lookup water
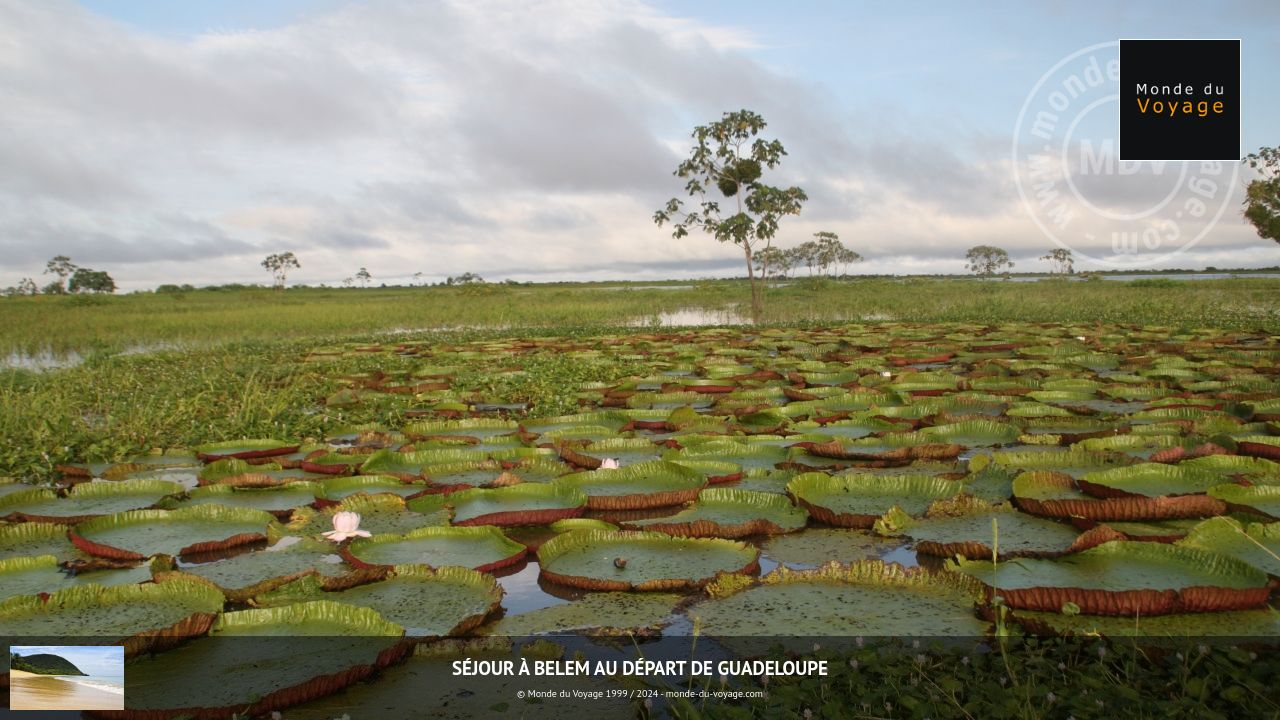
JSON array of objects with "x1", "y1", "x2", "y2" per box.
[
  {"x1": 67, "y1": 674, "x2": 126, "y2": 695},
  {"x1": 628, "y1": 308, "x2": 750, "y2": 327},
  {"x1": 1001, "y1": 272, "x2": 1280, "y2": 282},
  {"x1": 2, "y1": 342, "x2": 186, "y2": 372}
]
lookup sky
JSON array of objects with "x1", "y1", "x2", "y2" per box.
[{"x1": 1, "y1": 0, "x2": 1278, "y2": 291}]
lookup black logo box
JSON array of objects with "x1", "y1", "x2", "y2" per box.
[{"x1": 1119, "y1": 39, "x2": 1240, "y2": 162}]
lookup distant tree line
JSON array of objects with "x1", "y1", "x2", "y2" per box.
[{"x1": 2, "y1": 255, "x2": 116, "y2": 297}]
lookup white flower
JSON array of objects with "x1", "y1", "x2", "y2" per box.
[
  {"x1": 880, "y1": 370, "x2": 892, "y2": 377},
  {"x1": 1076, "y1": 336, "x2": 1086, "y2": 341},
  {"x1": 601, "y1": 458, "x2": 620, "y2": 469},
  {"x1": 322, "y1": 511, "x2": 372, "y2": 542},
  {"x1": 270, "y1": 713, "x2": 282, "y2": 720}
]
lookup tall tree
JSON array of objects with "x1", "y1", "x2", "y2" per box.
[
  {"x1": 654, "y1": 109, "x2": 807, "y2": 322},
  {"x1": 965, "y1": 245, "x2": 1014, "y2": 277},
  {"x1": 1039, "y1": 248, "x2": 1074, "y2": 274},
  {"x1": 261, "y1": 252, "x2": 300, "y2": 290},
  {"x1": 1243, "y1": 147, "x2": 1280, "y2": 244},
  {"x1": 355, "y1": 267, "x2": 372, "y2": 288},
  {"x1": 43, "y1": 255, "x2": 77, "y2": 294}
]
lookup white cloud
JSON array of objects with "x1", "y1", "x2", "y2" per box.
[{"x1": 0, "y1": 0, "x2": 1271, "y2": 292}]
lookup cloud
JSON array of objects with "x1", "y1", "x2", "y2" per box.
[{"x1": 0, "y1": 0, "x2": 1274, "y2": 291}]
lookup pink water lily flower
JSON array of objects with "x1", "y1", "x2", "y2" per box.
[
  {"x1": 601, "y1": 458, "x2": 620, "y2": 469},
  {"x1": 322, "y1": 511, "x2": 372, "y2": 542}
]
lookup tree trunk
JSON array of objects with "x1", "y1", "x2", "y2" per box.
[{"x1": 743, "y1": 244, "x2": 762, "y2": 323}]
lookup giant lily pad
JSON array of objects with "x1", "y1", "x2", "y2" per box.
[
  {"x1": 0, "y1": 554, "x2": 151, "y2": 602},
  {"x1": 1177, "y1": 516, "x2": 1280, "y2": 576},
  {"x1": 254, "y1": 565, "x2": 501, "y2": 637},
  {"x1": 117, "y1": 601, "x2": 405, "y2": 717},
  {"x1": 290, "y1": 494, "x2": 450, "y2": 537},
  {"x1": 407, "y1": 483, "x2": 587, "y2": 526},
  {"x1": 688, "y1": 561, "x2": 987, "y2": 638},
  {"x1": 761, "y1": 529, "x2": 901, "y2": 569},
  {"x1": 0, "y1": 479, "x2": 184, "y2": 523},
  {"x1": 169, "y1": 481, "x2": 324, "y2": 517},
  {"x1": 917, "y1": 420, "x2": 1020, "y2": 446},
  {"x1": 161, "y1": 537, "x2": 350, "y2": 601},
  {"x1": 322, "y1": 475, "x2": 429, "y2": 500},
  {"x1": 949, "y1": 540, "x2": 1272, "y2": 615},
  {"x1": 194, "y1": 439, "x2": 301, "y2": 461},
  {"x1": 343, "y1": 526, "x2": 526, "y2": 573},
  {"x1": 487, "y1": 592, "x2": 683, "y2": 636},
  {"x1": 1209, "y1": 483, "x2": 1280, "y2": 519},
  {"x1": 553, "y1": 460, "x2": 707, "y2": 510},
  {"x1": 0, "y1": 576, "x2": 224, "y2": 654},
  {"x1": 879, "y1": 501, "x2": 1089, "y2": 559},
  {"x1": 786, "y1": 472, "x2": 962, "y2": 528},
  {"x1": 71, "y1": 505, "x2": 279, "y2": 561},
  {"x1": 537, "y1": 529, "x2": 759, "y2": 591},
  {"x1": 1013, "y1": 470, "x2": 1226, "y2": 521},
  {"x1": 0, "y1": 522, "x2": 75, "y2": 562},
  {"x1": 1078, "y1": 463, "x2": 1223, "y2": 498},
  {"x1": 620, "y1": 488, "x2": 808, "y2": 538}
]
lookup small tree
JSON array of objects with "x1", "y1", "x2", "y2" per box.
[
  {"x1": 793, "y1": 240, "x2": 819, "y2": 276},
  {"x1": 753, "y1": 246, "x2": 787, "y2": 279},
  {"x1": 261, "y1": 252, "x2": 300, "y2": 290},
  {"x1": 1243, "y1": 147, "x2": 1280, "y2": 244},
  {"x1": 654, "y1": 109, "x2": 807, "y2": 322},
  {"x1": 68, "y1": 268, "x2": 116, "y2": 294},
  {"x1": 413, "y1": 271, "x2": 424, "y2": 286},
  {"x1": 43, "y1": 255, "x2": 77, "y2": 294},
  {"x1": 446, "y1": 272, "x2": 485, "y2": 286},
  {"x1": 355, "y1": 267, "x2": 372, "y2": 287},
  {"x1": 965, "y1": 245, "x2": 1014, "y2": 277},
  {"x1": 1040, "y1": 248, "x2": 1074, "y2": 274}
]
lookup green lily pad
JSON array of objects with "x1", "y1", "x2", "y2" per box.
[
  {"x1": 72, "y1": 505, "x2": 279, "y2": 560},
  {"x1": 345, "y1": 526, "x2": 526, "y2": 573},
  {"x1": 408, "y1": 483, "x2": 587, "y2": 526},
  {"x1": 1177, "y1": 517, "x2": 1280, "y2": 576},
  {"x1": 620, "y1": 488, "x2": 808, "y2": 537},
  {"x1": 918, "y1": 420, "x2": 1020, "y2": 446},
  {"x1": 255, "y1": 565, "x2": 501, "y2": 637},
  {"x1": 170, "y1": 537, "x2": 349, "y2": 601},
  {"x1": 0, "y1": 523, "x2": 75, "y2": 562},
  {"x1": 171, "y1": 481, "x2": 324, "y2": 514},
  {"x1": 786, "y1": 472, "x2": 962, "y2": 528},
  {"x1": 553, "y1": 460, "x2": 707, "y2": 510},
  {"x1": 322, "y1": 474, "x2": 429, "y2": 500},
  {"x1": 761, "y1": 528, "x2": 902, "y2": 569},
  {"x1": 1209, "y1": 484, "x2": 1280, "y2": 519},
  {"x1": 194, "y1": 439, "x2": 301, "y2": 461},
  {"x1": 950, "y1": 540, "x2": 1271, "y2": 615},
  {"x1": 883, "y1": 503, "x2": 1084, "y2": 559},
  {"x1": 290, "y1": 494, "x2": 450, "y2": 537},
  {"x1": 1079, "y1": 463, "x2": 1223, "y2": 497},
  {"x1": 119, "y1": 601, "x2": 403, "y2": 714},
  {"x1": 537, "y1": 529, "x2": 758, "y2": 591},
  {"x1": 688, "y1": 561, "x2": 987, "y2": 638},
  {"x1": 0, "y1": 554, "x2": 152, "y2": 602},
  {"x1": 0, "y1": 480, "x2": 184, "y2": 521},
  {"x1": 0, "y1": 576, "x2": 224, "y2": 640},
  {"x1": 487, "y1": 592, "x2": 683, "y2": 636}
]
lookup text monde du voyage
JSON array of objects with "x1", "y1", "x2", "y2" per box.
[{"x1": 1134, "y1": 82, "x2": 1228, "y2": 118}]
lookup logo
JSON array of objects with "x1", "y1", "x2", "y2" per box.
[{"x1": 1012, "y1": 41, "x2": 1239, "y2": 266}]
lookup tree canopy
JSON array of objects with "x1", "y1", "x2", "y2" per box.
[
  {"x1": 1243, "y1": 147, "x2": 1280, "y2": 244},
  {"x1": 654, "y1": 109, "x2": 807, "y2": 321},
  {"x1": 965, "y1": 245, "x2": 1014, "y2": 277}
]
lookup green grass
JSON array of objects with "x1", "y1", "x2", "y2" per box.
[{"x1": 2, "y1": 277, "x2": 1278, "y2": 358}]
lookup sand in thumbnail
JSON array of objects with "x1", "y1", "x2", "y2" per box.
[{"x1": 9, "y1": 669, "x2": 124, "y2": 711}]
